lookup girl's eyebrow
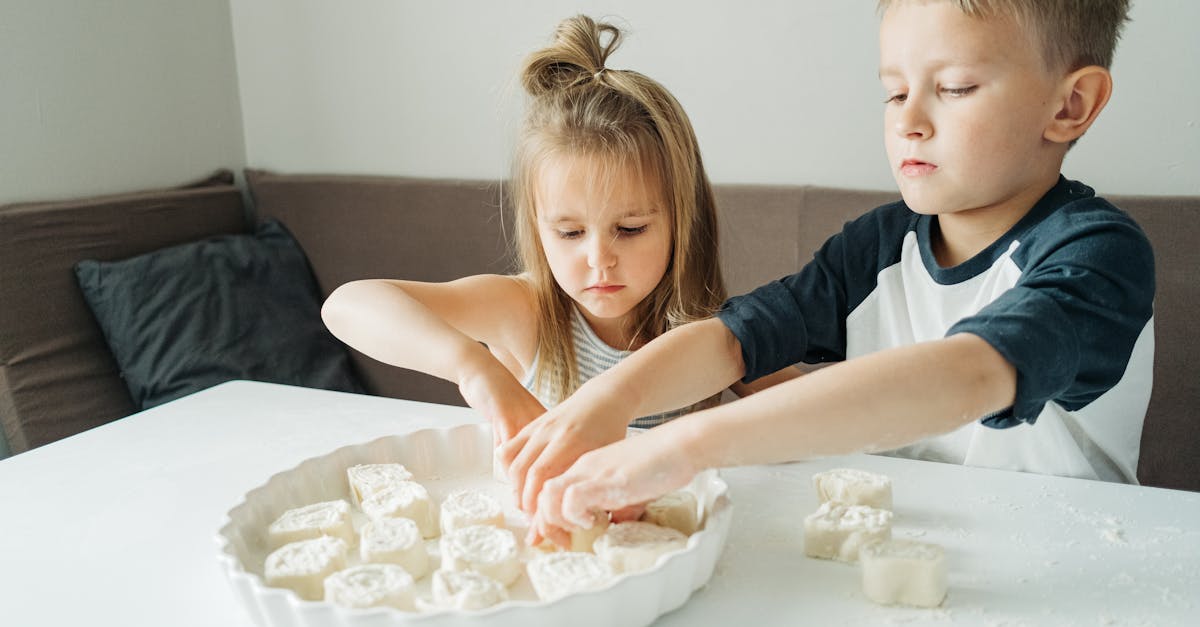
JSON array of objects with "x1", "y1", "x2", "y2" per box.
[{"x1": 540, "y1": 206, "x2": 661, "y2": 223}]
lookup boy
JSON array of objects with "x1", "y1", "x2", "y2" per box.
[{"x1": 500, "y1": 0, "x2": 1154, "y2": 541}]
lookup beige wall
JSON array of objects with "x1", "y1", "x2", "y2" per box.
[
  {"x1": 230, "y1": 0, "x2": 1200, "y2": 195},
  {"x1": 0, "y1": 0, "x2": 246, "y2": 205}
]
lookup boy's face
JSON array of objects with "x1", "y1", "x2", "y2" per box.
[{"x1": 879, "y1": 2, "x2": 1065, "y2": 219}]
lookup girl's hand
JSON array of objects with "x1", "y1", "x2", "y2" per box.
[
  {"x1": 457, "y1": 361, "x2": 546, "y2": 445},
  {"x1": 528, "y1": 430, "x2": 698, "y2": 542},
  {"x1": 496, "y1": 381, "x2": 634, "y2": 514}
]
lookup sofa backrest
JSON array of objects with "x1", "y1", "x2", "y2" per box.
[
  {"x1": 0, "y1": 171, "x2": 247, "y2": 453},
  {"x1": 246, "y1": 169, "x2": 514, "y2": 406},
  {"x1": 1108, "y1": 193, "x2": 1199, "y2": 491}
]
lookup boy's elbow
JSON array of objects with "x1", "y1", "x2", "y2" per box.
[{"x1": 954, "y1": 333, "x2": 1017, "y2": 411}]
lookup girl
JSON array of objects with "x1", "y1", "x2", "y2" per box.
[{"x1": 323, "y1": 15, "x2": 792, "y2": 483}]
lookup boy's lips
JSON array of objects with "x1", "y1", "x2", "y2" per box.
[{"x1": 900, "y1": 158, "x2": 938, "y2": 177}]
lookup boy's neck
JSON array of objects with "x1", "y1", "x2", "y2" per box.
[{"x1": 931, "y1": 173, "x2": 1062, "y2": 268}]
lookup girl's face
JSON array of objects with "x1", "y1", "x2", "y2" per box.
[{"x1": 535, "y1": 154, "x2": 672, "y2": 344}]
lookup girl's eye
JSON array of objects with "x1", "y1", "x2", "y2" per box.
[
  {"x1": 941, "y1": 85, "x2": 977, "y2": 97},
  {"x1": 617, "y1": 225, "x2": 647, "y2": 236},
  {"x1": 557, "y1": 229, "x2": 583, "y2": 240},
  {"x1": 884, "y1": 93, "x2": 907, "y2": 105}
]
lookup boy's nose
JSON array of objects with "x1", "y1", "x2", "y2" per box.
[{"x1": 894, "y1": 101, "x2": 932, "y2": 140}]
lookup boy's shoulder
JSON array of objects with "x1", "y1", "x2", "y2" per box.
[{"x1": 1019, "y1": 178, "x2": 1152, "y2": 259}]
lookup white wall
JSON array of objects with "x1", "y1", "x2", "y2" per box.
[
  {"x1": 230, "y1": 0, "x2": 1200, "y2": 195},
  {"x1": 0, "y1": 0, "x2": 246, "y2": 204}
]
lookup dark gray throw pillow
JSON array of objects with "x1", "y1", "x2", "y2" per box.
[{"x1": 75, "y1": 219, "x2": 364, "y2": 410}]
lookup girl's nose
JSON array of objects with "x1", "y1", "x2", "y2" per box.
[{"x1": 586, "y1": 235, "x2": 617, "y2": 269}]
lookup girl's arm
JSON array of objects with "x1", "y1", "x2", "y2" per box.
[
  {"x1": 321, "y1": 275, "x2": 545, "y2": 440},
  {"x1": 729, "y1": 365, "x2": 805, "y2": 396},
  {"x1": 532, "y1": 332, "x2": 1016, "y2": 535}
]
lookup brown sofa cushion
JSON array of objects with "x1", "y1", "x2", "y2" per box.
[
  {"x1": 1110, "y1": 194, "x2": 1199, "y2": 491},
  {"x1": 246, "y1": 169, "x2": 514, "y2": 406},
  {"x1": 0, "y1": 171, "x2": 247, "y2": 453}
]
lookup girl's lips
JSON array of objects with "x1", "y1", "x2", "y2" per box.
[
  {"x1": 587, "y1": 284, "x2": 624, "y2": 293},
  {"x1": 900, "y1": 159, "x2": 937, "y2": 177}
]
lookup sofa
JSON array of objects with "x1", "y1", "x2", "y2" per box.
[{"x1": 2, "y1": 169, "x2": 1195, "y2": 492}]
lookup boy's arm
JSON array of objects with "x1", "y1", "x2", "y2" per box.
[
  {"x1": 321, "y1": 275, "x2": 545, "y2": 440},
  {"x1": 497, "y1": 317, "x2": 745, "y2": 513},
  {"x1": 533, "y1": 332, "x2": 1015, "y2": 533}
]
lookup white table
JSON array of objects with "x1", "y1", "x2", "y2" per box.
[{"x1": 2, "y1": 381, "x2": 1198, "y2": 626}]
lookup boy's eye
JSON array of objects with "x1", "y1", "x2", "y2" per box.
[
  {"x1": 941, "y1": 85, "x2": 977, "y2": 97},
  {"x1": 617, "y1": 225, "x2": 648, "y2": 236}
]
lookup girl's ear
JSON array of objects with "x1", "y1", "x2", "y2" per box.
[{"x1": 1044, "y1": 65, "x2": 1113, "y2": 144}]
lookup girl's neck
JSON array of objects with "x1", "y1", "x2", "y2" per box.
[{"x1": 576, "y1": 305, "x2": 640, "y2": 351}]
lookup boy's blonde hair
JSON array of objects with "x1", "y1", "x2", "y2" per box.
[
  {"x1": 878, "y1": 0, "x2": 1131, "y2": 71},
  {"x1": 512, "y1": 15, "x2": 725, "y2": 404}
]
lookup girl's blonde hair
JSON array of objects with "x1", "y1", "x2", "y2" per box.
[{"x1": 512, "y1": 15, "x2": 725, "y2": 404}]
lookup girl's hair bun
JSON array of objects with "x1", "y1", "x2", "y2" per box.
[{"x1": 521, "y1": 15, "x2": 621, "y2": 97}]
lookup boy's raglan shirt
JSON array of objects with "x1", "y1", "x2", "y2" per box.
[{"x1": 718, "y1": 177, "x2": 1155, "y2": 483}]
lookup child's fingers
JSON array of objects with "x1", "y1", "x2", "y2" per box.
[
  {"x1": 521, "y1": 441, "x2": 572, "y2": 514},
  {"x1": 610, "y1": 503, "x2": 647, "y2": 523},
  {"x1": 562, "y1": 481, "x2": 609, "y2": 530},
  {"x1": 524, "y1": 524, "x2": 544, "y2": 548},
  {"x1": 536, "y1": 475, "x2": 574, "y2": 531},
  {"x1": 509, "y1": 436, "x2": 550, "y2": 513},
  {"x1": 495, "y1": 429, "x2": 528, "y2": 473},
  {"x1": 542, "y1": 522, "x2": 572, "y2": 550}
]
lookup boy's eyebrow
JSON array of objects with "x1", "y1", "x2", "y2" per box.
[{"x1": 879, "y1": 58, "x2": 997, "y2": 79}]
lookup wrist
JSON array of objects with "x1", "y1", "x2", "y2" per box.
[
  {"x1": 673, "y1": 408, "x2": 724, "y2": 473},
  {"x1": 581, "y1": 370, "x2": 643, "y2": 427},
  {"x1": 453, "y1": 342, "x2": 505, "y2": 392}
]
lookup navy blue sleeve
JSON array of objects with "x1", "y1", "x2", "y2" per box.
[
  {"x1": 947, "y1": 202, "x2": 1155, "y2": 426},
  {"x1": 718, "y1": 203, "x2": 911, "y2": 382}
]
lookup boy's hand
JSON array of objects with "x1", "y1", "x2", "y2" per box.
[
  {"x1": 496, "y1": 380, "x2": 634, "y2": 514},
  {"x1": 529, "y1": 429, "x2": 698, "y2": 538},
  {"x1": 457, "y1": 361, "x2": 546, "y2": 445}
]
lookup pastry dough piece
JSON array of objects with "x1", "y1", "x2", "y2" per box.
[
  {"x1": 860, "y1": 539, "x2": 947, "y2": 607},
  {"x1": 440, "y1": 524, "x2": 521, "y2": 586},
  {"x1": 570, "y1": 511, "x2": 610, "y2": 553},
  {"x1": 593, "y1": 521, "x2": 688, "y2": 574},
  {"x1": 642, "y1": 490, "x2": 699, "y2": 535},
  {"x1": 812, "y1": 468, "x2": 893, "y2": 510},
  {"x1": 263, "y1": 536, "x2": 347, "y2": 601},
  {"x1": 359, "y1": 516, "x2": 430, "y2": 579},
  {"x1": 323, "y1": 563, "x2": 416, "y2": 610},
  {"x1": 360, "y1": 480, "x2": 438, "y2": 538},
  {"x1": 346, "y1": 463, "x2": 414, "y2": 508},
  {"x1": 527, "y1": 551, "x2": 614, "y2": 601},
  {"x1": 266, "y1": 499, "x2": 354, "y2": 549},
  {"x1": 417, "y1": 569, "x2": 508, "y2": 611},
  {"x1": 440, "y1": 489, "x2": 504, "y2": 534},
  {"x1": 529, "y1": 511, "x2": 610, "y2": 554},
  {"x1": 803, "y1": 501, "x2": 893, "y2": 563}
]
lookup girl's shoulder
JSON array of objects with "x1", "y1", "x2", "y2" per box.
[{"x1": 451, "y1": 273, "x2": 540, "y2": 371}]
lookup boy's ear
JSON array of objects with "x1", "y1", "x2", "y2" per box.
[{"x1": 1044, "y1": 66, "x2": 1113, "y2": 144}]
